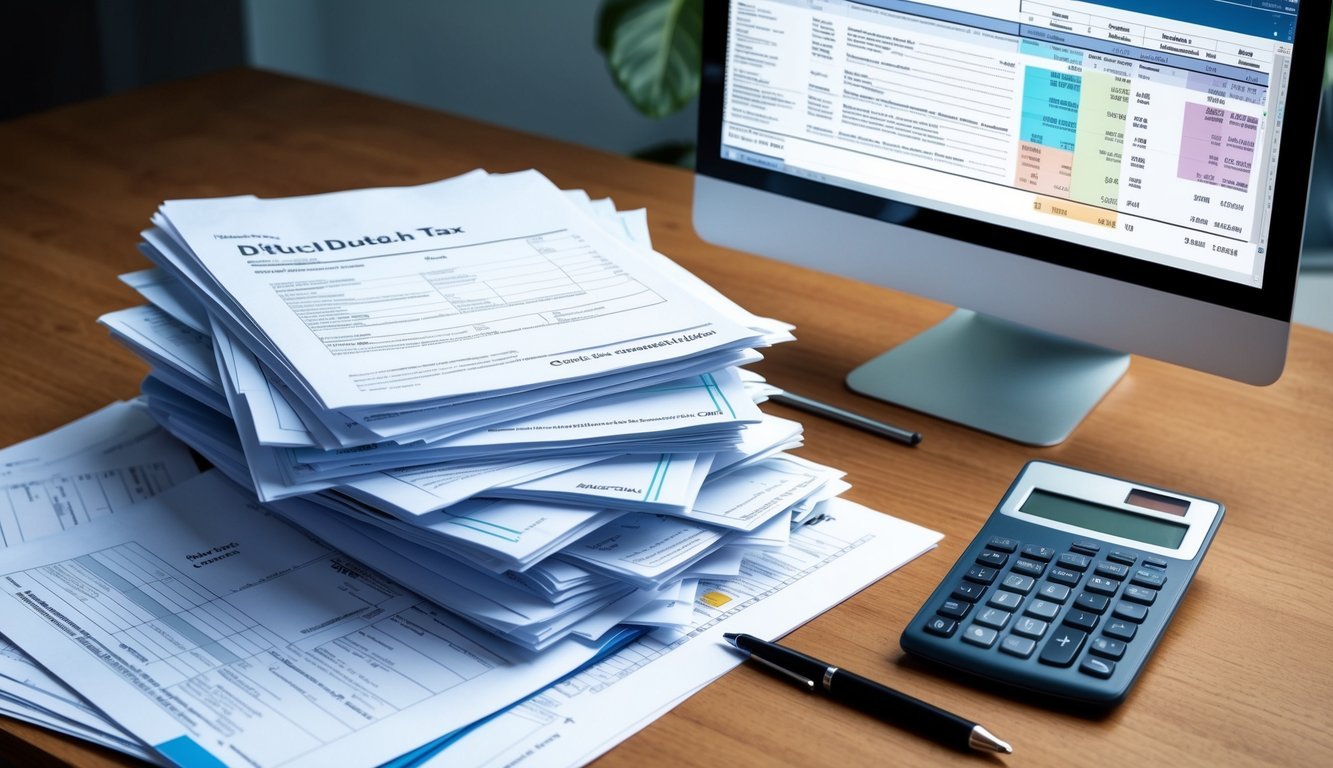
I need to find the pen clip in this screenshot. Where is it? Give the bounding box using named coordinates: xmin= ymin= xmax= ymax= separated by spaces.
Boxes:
xmin=747 ymin=653 xmax=816 ymax=691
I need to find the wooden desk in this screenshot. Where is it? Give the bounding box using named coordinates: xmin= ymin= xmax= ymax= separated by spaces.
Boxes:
xmin=1 ymin=69 xmax=1330 ymax=767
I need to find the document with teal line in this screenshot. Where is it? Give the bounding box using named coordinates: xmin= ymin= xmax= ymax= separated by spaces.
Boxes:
xmin=491 ymin=451 xmax=712 ymax=514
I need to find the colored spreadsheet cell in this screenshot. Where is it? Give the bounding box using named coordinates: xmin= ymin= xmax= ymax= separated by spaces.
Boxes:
xmin=1032 ymin=197 xmax=1118 ymax=229
xmin=1020 ymin=68 xmax=1081 ymax=153
xmin=1069 ymin=71 xmax=1129 ymax=210
xmin=1015 ymin=142 xmax=1073 ymax=197
xmin=1177 ymin=103 xmax=1258 ymax=192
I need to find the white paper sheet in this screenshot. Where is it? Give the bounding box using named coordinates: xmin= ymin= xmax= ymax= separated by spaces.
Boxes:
xmin=99 ymin=305 xmax=218 ymax=392
xmin=681 ymin=454 xmax=845 ymax=531
xmin=288 ymin=368 xmax=760 ymax=471
xmin=120 ymin=267 xmax=210 ymax=334
xmin=268 ymin=494 xmax=636 ymax=651
xmin=153 ymin=170 xmax=763 ymax=410
xmin=556 ymin=513 xmax=734 ymax=588
xmin=0 ymin=401 xmax=200 ymax=544
xmin=492 ymin=452 xmax=710 ymax=514
xmin=0 ymin=400 xmax=202 ymax=761
xmin=0 ymin=471 xmax=630 ymax=768
xmin=138 ymin=365 xmax=609 ymax=515
xmin=416 ymin=498 xmax=943 ymax=767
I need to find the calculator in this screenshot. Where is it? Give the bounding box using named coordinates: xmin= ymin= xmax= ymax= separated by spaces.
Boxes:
xmin=900 ymin=461 xmax=1224 ymax=707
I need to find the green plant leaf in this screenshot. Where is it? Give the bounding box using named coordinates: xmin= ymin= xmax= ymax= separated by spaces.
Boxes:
xmin=598 ymin=0 xmax=703 ymax=119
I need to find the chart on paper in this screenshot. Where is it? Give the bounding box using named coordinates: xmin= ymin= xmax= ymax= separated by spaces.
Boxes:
xmin=1 ymin=535 xmax=520 ymax=764
xmin=0 ymin=465 xmax=187 ymax=548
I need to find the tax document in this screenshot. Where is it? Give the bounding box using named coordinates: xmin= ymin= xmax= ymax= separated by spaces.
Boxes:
xmin=154 ymin=170 xmax=762 ymax=409
xmin=0 ymin=471 xmax=628 ymax=768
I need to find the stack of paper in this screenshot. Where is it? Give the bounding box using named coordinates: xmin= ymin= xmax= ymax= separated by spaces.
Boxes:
xmin=0 ymin=414 xmax=940 ymax=768
xmin=122 ymin=171 xmax=794 ymax=498
xmin=0 ymin=169 xmax=949 ymax=768
xmin=0 ymin=169 xmax=946 ymax=767
xmin=92 ymin=170 xmax=879 ymax=656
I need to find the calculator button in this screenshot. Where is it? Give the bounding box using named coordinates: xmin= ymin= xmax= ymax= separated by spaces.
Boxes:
xmin=1038 ymin=628 xmax=1087 ymax=667
xmin=1000 ymin=635 xmax=1037 ymax=659
xmin=1020 ymin=544 xmax=1055 ymax=562
xmin=1086 ymin=576 xmax=1120 ymax=596
xmin=1047 ymin=567 xmax=1082 ymax=586
xmin=1090 ymin=636 xmax=1126 ymax=660
xmin=961 ymin=624 xmax=999 ymax=648
xmin=976 ymin=607 xmax=1011 ymax=630
xmin=1010 ymin=558 xmax=1046 ymax=578
xmin=988 ymin=591 xmax=1023 ymax=611
xmin=965 ymin=565 xmax=999 ymax=585
xmin=1079 ymin=656 xmax=1116 ymax=679
xmin=1063 ymin=609 xmax=1099 ymax=631
xmin=1024 ymin=599 xmax=1061 ymax=620
xmin=1071 ymin=540 xmax=1101 ymax=555
xmin=924 ymin=616 xmax=958 ymax=637
xmin=1123 ymin=585 xmax=1157 ymax=605
xmin=986 ymin=536 xmax=1019 ymax=553
xmin=1130 ymin=570 xmax=1166 ymax=589
xmin=937 ymin=599 xmax=971 ymax=619
xmin=1104 ymin=620 xmax=1137 ymax=641
xmin=1057 ymin=553 xmax=1092 ymax=572
xmin=1000 ymin=573 xmax=1035 ymax=594
xmin=1074 ymin=592 xmax=1110 ymax=614
xmin=951 ymin=582 xmax=986 ymax=602
xmin=1143 ymin=555 xmax=1169 ymax=569
xmin=1112 ymin=602 xmax=1149 ymax=624
xmin=1012 ymin=616 xmax=1048 ymax=639
xmin=1037 ymin=583 xmax=1071 ymax=603
xmin=976 ymin=550 xmax=1008 ymax=568
xmin=1095 ymin=562 xmax=1130 ymax=580
xmin=1108 ymin=550 xmax=1138 ymax=566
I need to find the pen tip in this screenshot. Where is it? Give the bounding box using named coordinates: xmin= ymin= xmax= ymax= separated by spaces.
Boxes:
xmin=722 ymin=633 xmax=739 ymax=647
xmin=969 ymin=725 xmax=1012 ymax=754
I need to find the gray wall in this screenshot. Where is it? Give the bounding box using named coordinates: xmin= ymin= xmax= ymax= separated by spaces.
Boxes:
xmin=3 ymin=1 xmax=246 ymax=120
xmin=244 ymin=0 xmax=698 ymax=156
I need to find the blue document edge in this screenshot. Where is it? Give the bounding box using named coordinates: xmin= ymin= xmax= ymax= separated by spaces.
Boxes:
xmin=378 ymin=626 xmax=647 ymax=768
xmin=155 ymin=735 xmax=230 ymax=767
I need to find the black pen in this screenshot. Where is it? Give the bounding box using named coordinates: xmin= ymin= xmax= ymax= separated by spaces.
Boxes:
xmin=723 ymin=633 xmax=1011 ymax=755
xmin=769 ymin=391 xmax=922 ymax=446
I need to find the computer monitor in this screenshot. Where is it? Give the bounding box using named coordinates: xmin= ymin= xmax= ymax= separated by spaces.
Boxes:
xmin=694 ymin=0 xmax=1328 ymax=445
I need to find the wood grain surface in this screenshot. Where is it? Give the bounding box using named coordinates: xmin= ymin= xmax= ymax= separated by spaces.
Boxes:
xmin=0 ymin=69 xmax=1330 ymax=767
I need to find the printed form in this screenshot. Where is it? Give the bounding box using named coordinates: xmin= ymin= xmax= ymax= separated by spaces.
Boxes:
xmin=0 ymin=400 xmax=201 ymax=760
xmin=153 ymin=170 xmax=761 ymax=409
xmin=0 ymin=472 xmax=626 ymax=768
xmin=0 ymin=400 xmax=200 ymax=549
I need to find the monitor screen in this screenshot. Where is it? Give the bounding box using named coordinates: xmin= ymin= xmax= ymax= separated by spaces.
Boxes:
xmin=694 ymin=0 xmax=1328 ymax=443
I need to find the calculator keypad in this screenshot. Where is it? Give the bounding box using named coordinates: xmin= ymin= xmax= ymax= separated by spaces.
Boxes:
xmin=951 ymin=582 xmax=985 ymax=602
xmin=900 ymin=464 xmax=1221 ymax=708
xmin=1024 ymin=599 xmax=1060 ymax=620
xmin=1038 ymin=627 xmax=1086 ymax=666
xmin=1000 ymin=635 xmax=1036 ymax=658
xmin=931 ymin=535 xmax=1169 ymax=684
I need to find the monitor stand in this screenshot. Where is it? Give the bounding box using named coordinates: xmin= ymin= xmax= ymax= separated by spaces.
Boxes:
xmin=846 ymin=309 xmax=1129 ymax=446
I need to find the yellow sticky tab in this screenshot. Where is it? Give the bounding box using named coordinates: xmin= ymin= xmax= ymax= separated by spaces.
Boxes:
xmin=699 ymin=591 xmax=732 ymax=608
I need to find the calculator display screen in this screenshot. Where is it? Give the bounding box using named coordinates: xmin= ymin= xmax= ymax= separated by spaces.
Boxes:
xmin=1022 ymin=490 xmax=1189 ymax=549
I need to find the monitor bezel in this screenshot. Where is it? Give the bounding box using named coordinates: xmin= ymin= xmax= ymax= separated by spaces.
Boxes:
xmin=696 ymin=0 xmax=1329 ymax=323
